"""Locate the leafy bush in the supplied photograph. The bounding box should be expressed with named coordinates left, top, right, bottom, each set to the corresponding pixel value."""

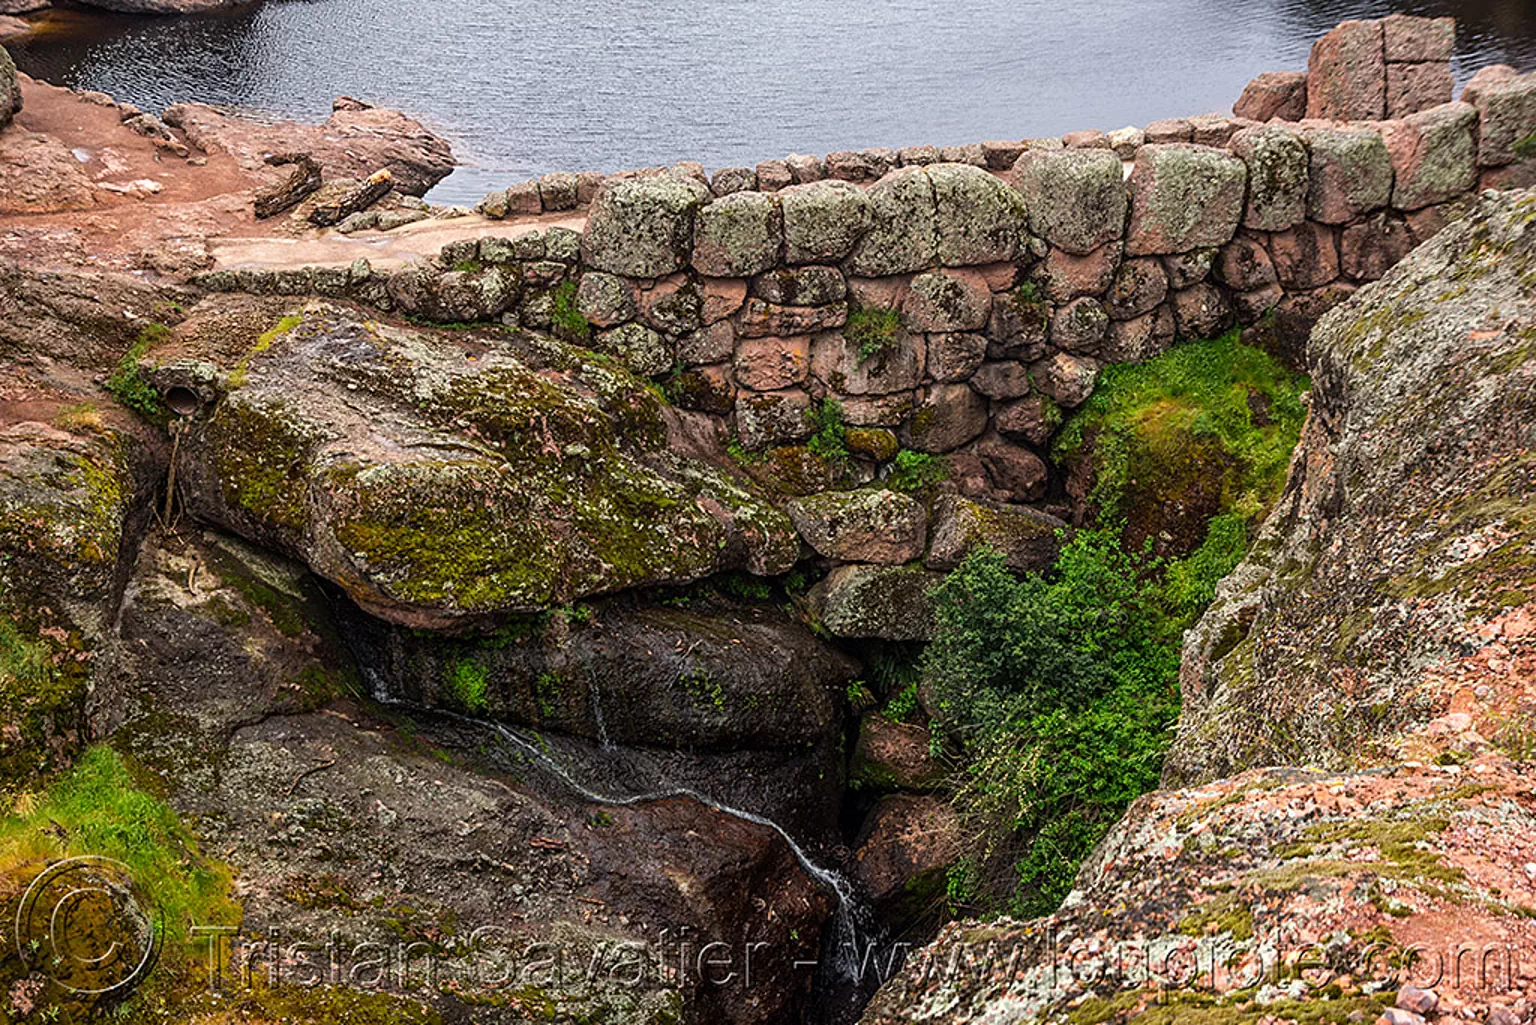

left=806, top=398, right=849, bottom=462
left=106, top=324, right=171, bottom=421
left=446, top=656, right=490, bottom=712
left=925, top=521, right=1247, bottom=917
left=844, top=306, right=902, bottom=365
left=885, top=449, right=947, bottom=492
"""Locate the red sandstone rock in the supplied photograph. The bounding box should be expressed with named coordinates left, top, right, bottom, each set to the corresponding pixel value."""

left=1062, top=129, right=1109, bottom=149
left=1030, top=350, right=1099, bottom=408
left=1039, top=242, right=1122, bottom=301
left=699, top=277, right=748, bottom=324
left=733, top=335, right=810, bottom=391
left=1125, top=144, right=1247, bottom=255
left=1231, top=282, right=1284, bottom=323
left=1341, top=213, right=1414, bottom=281
left=1267, top=221, right=1340, bottom=288
left=1380, top=101, right=1478, bottom=210
left=1382, top=14, right=1454, bottom=62
left=969, top=361, right=1032, bottom=400
left=1305, top=125, right=1394, bottom=223
left=1144, top=118, right=1193, bottom=144
left=736, top=297, right=846, bottom=338
left=925, top=332, right=987, bottom=382
left=678, top=321, right=735, bottom=365
left=994, top=394, right=1059, bottom=445
left=1307, top=19, right=1387, bottom=120
left=898, top=383, right=986, bottom=453
left=1171, top=282, right=1231, bottom=338
left=1103, top=305, right=1175, bottom=363
left=1215, top=234, right=1278, bottom=291
left=1386, top=61, right=1454, bottom=118
left=1461, top=64, right=1536, bottom=167
left=1233, top=71, right=1309, bottom=122
left=1104, top=256, right=1168, bottom=320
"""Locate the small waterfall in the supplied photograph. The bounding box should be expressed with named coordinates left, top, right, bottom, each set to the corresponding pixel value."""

left=387, top=699, right=873, bottom=983
left=587, top=675, right=613, bottom=751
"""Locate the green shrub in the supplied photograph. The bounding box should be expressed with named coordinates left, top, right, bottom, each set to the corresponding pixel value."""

left=106, top=324, right=171, bottom=422
left=550, top=280, right=591, bottom=344
left=844, top=306, right=902, bottom=365
left=886, top=449, right=947, bottom=492
left=446, top=657, right=490, bottom=712
left=925, top=521, right=1245, bottom=917
left=806, top=398, right=848, bottom=462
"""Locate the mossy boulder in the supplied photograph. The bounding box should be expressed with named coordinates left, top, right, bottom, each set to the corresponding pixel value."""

left=924, top=494, right=1064, bottom=573
left=784, top=488, right=927, bottom=564
left=0, top=418, right=155, bottom=787
left=165, top=298, right=797, bottom=628
left=1125, top=144, right=1248, bottom=256
left=809, top=563, right=940, bottom=641
left=1014, top=148, right=1127, bottom=256
left=691, top=190, right=782, bottom=277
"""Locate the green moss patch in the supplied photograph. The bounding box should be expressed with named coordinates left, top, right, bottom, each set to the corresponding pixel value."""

left=1055, top=331, right=1308, bottom=557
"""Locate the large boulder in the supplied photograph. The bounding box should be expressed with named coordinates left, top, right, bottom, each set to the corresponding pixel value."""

left=1014, top=148, right=1126, bottom=255
left=925, top=494, right=1063, bottom=573
left=1125, top=145, right=1247, bottom=255
left=98, top=532, right=834, bottom=1025
left=582, top=174, right=710, bottom=277
left=779, top=179, right=872, bottom=264
left=1381, top=102, right=1478, bottom=210
left=1168, top=187, right=1536, bottom=785
left=928, top=162, right=1028, bottom=266
left=159, top=297, right=798, bottom=628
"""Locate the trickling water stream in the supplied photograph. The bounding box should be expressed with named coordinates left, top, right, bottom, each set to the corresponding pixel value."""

left=382, top=698, right=880, bottom=997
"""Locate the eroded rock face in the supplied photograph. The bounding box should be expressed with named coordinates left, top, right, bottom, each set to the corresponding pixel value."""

left=160, top=297, right=798, bottom=628
left=1168, top=187, right=1536, bottom=786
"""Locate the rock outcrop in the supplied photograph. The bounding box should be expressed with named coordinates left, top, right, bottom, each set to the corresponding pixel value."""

left=0, top=43, right=18, bottom=129
left=861, top=186, right=1536, bottom=1025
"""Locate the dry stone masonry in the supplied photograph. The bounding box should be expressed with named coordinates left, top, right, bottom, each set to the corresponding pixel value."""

left=194, top=15, right=1536, bottom=642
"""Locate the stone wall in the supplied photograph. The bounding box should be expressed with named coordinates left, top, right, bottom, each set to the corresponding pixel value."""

left=195, top=16, right=1536, bottom=631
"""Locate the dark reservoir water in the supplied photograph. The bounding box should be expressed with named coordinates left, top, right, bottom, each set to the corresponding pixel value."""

left=8, top=0, right=1536, bottom=206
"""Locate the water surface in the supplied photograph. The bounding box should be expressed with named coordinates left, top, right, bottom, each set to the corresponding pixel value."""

left=10, top=0, right=1536, bottom=205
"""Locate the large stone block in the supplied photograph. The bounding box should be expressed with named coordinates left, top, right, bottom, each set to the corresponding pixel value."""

left=1381, top=101, right=1478, bottom=211
left=779, top=180, right=872, bottom=264
left=1014, top=148, right=1127, bottom=255
left=734, top=335, right=810, bottom=391
left=1462, top=65, right=1536, bottom=167
left=905, top=269, right=992, bottom=332
left=1341, top=213, right=1414, bottom=281
left=810, top=329, right=925, bottom=396
left=751, top=266, right=847, bottom=306
left=994, top=393, right=1061, bottom=446
left=902, top=383, right=987, bottom=453
left=1215, top=234, right=1277, bottom=292
left=1170, top=283, right=1232, bottom=339
left=1039, top=243, right=1122, bottom=301
left=1304, top=126, right=1394, bottom=224
left=929, top=162, right=1028, bottom=266
left=1386, top=61, right=1454, bottom=118
left=1232, top=71, right=1307, bottom=122
left=581, top=174, right=709, bottom=277
left=925, top=495, right=1064, bottom=573
left=785, top=489, right=927, bottom=564
left=1382, top=14, right=1454, bottom=62
left=1050, top=297, right=1110, bottom=354
left=734, top=388, right=813, bottom=449
left=575, top=271, right=637, bottom=327
left=1104, top=256, right=1168, bottom=320
left=847, top=167, right=938, bottom=276
left=926, top=332, right=987, bottom=382
left=1266, top=222, right=1340, bottom=289
left=1229, top=124, right=1309, bottom=232
left=691, top=191, right=783, bottom=277
left=1125, top=145, right=1248, bottom=255
left=1030, top=351, right=1099, bottom=408
left=1306, top=18, right=1386, bottom=121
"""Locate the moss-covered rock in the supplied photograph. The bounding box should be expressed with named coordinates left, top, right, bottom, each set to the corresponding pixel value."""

left=809, top=563, right=940, bottom=641
left=165, top=299, right=796, bottom=628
